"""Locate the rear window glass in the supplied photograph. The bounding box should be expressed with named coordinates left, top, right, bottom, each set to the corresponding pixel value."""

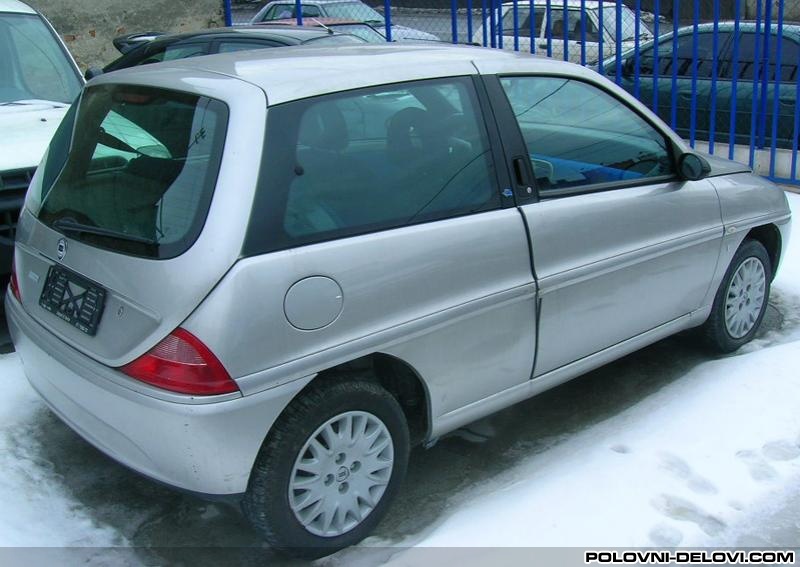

left=36, top=85, right=228, bottom=259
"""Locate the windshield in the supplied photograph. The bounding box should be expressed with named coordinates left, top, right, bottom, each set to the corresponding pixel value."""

left=599, top=6, right=651, bottom=42
left=0, top=13, right=82, bottom=104
left=34, top=85, right=228, bottom=259
left=324, top=2, right=385, bottom=25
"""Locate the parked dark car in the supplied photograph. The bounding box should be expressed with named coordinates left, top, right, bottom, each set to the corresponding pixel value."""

left=604, top=22, right=800, bottom=149
left=87, top=25, right=366, bottom=78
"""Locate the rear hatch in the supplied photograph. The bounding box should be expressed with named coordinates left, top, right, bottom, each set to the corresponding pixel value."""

left=13, top=76, right=266, bottom=368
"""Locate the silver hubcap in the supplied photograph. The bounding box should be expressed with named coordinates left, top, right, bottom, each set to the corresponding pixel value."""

left=288, top=411, right=394, bottom=538
left=724, top=257, right=767, bottom=339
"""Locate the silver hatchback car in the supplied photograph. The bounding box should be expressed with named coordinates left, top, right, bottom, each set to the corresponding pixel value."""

left=5, top=44, right=791, bottom=556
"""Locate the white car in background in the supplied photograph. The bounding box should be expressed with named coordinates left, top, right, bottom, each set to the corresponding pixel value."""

left=0, top=0, right=83, bottom=278
left=250, top=0, right=440, bottom=41
left=476, top=0, right=653, bottom=64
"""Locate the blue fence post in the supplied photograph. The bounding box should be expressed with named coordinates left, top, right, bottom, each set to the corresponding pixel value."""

left=545, top=0, right=552, bottom=58
left=497, top=0, right=504, bottom=49
left=669, top=0, right=679, bottom=130
left=769, top=0, right=785, bottom=179
left=562, top=0, right=568, bottom=61
left=759, top=0, right=773, bottom=149
left=689, top=0, right=699, bottom=148
left=748, top=0, right=763, bottom=168
left=793, top=32, right=800, bottom=182
left=513, top=0, right=520, bottom=51
left=383, top=0, right=392, bottom=41
left=295, top=0, right=303, bottom=25
left=729, top=0, right=741, bottom=160
left=223, top=0, right=233, bottom=26
left=482, top=0, right=488, bottom=46
left=467, top=0, right=474, bottom=44
left=614, top=0, right=622, bottom=84
left=597, top=0, right=603, bottom=71
left=530, top=0, right=535, bottom=53
left=489, top=0, right=496, bottom=47
left=579, top=0, right=586, bottom=65
left=452, top=0, right=459, bottom=44
left=709, top=0, right=720, bottom=155
left=652, top=0, right=659, bottom=113
left=633, top=0, right=640, bottom=99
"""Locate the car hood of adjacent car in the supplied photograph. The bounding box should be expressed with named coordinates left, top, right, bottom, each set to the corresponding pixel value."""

left=0, top=101, right=69, bottom=174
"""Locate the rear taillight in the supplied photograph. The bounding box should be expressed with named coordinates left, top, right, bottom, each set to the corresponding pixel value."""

left=121, top=328, right=239, bottom=396
left=9, top=254, right=21, bottom=303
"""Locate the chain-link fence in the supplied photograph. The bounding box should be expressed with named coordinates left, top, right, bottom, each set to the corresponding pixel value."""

left=224, top=0, right=800, bottom=184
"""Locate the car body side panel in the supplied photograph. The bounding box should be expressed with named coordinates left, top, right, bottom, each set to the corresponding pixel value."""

left=182, top=209, right=537, bottom=418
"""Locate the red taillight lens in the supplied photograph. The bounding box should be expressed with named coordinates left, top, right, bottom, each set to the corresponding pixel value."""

left=121, top=328, right=239, bottom=396
left=9, top=254, right=21, bottom=303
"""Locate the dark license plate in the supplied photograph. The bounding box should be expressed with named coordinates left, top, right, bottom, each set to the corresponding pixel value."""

left=39, top=266, right=106, bottom=336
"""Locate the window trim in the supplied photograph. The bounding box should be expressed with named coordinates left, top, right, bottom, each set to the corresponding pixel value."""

left=488, top=72, right=682, bottom=201
left=242, top=75, right=508, bottom=258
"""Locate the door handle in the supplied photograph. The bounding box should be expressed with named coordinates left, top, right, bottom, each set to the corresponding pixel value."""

left=779, top=98, right=794, bottom=107
left=512, top=156, right=534, bottom=197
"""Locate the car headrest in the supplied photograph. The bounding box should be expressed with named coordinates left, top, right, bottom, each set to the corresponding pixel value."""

left=298, top=102, right=349, bottom=153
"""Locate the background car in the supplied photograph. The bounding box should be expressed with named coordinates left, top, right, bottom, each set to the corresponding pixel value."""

left=476, top=0, right=653, bottom=64
left=605, top=22, right=800, bottom=149
left=89, top=25, right=367, bottom=78
left=0, top=0, right=83, bottom=280
left=250, top=0, right=439, bottom=41
left=257, top=17, right=389, bottom=44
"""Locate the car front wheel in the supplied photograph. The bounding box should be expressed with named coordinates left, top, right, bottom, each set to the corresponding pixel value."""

left=701, top=239, right=772, bottom=353
left=242, top=377, right=410, bottom=558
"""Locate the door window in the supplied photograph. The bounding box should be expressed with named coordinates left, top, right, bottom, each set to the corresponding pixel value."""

left=501, top=7, right=544, bottom=38
left=640, top=32, right=730, bottom=78
left=548, top=9, right=594, bottom=42
left=500, top=76, right=675, bottom=195
left=253, top=78, right=500, bottom=251
left=138, top=43, right=209, bottom=66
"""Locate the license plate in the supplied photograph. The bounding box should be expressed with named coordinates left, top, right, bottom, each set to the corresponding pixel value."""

left=39, top=266, right=106, bottom=336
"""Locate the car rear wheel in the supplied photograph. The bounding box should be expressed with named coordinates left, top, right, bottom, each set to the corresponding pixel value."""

left=242, top=377, right=409, bottom=559
left=701, top=239, right=772, bottom=353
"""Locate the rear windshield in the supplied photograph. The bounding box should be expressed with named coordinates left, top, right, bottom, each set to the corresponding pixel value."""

left=35, top=84, right=228, bottom=259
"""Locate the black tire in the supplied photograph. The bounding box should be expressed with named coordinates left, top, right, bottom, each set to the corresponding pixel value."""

left=242, top=377, right=409, bottom=559
left=701, top=239, right=772, bottom=353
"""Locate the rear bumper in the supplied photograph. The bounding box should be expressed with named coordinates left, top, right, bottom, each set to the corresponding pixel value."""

left=5, top=293, right=311, bottom=495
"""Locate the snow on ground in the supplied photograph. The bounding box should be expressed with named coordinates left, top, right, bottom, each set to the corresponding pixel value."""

left=371, top=193, right=800, bottom=555
left=0, top=354, right=123, bottom=547
left=0, top=194, right=798, bottom=556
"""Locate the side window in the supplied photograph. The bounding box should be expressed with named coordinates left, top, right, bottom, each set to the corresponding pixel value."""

left=500, top=76, right=675, bottom=195
left=264, top=3, right=321, bottom=19
left=770, top=37, right=799, bottom=82
left=548, top=9, right=590, bottom=41
left=502, top=8, right=544, bottom=38
left=260, top=78, right=500, bottom=249
left=640, top=32, right=730, bottom=78
left=736, top=32, right=761, bottom=80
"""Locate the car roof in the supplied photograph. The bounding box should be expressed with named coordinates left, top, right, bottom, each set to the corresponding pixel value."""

left=94, top=43, right=597, bottom=106
left=0, top=0, right=36, bottom=14
left=258, top=18, right=366, bottom=26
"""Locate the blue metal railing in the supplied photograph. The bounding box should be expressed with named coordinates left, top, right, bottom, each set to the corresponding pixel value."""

left=223, top=0, right=800, bottom=185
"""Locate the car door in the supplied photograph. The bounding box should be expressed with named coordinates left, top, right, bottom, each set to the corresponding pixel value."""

left=485, top=74, right=724, bottom=375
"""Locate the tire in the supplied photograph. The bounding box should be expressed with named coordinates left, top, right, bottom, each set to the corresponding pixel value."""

left=242, top=377, right=410, bottom=559
left=701, top=239, right=772, bottom=353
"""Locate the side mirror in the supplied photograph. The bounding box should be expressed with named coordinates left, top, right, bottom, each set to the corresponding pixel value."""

left=84, top=67, right=103, bottom=81
left=621, top=57, right=635, bottom=77
left=678, top=152, right=711, bottom=181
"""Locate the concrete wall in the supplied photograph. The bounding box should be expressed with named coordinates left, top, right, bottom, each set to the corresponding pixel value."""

left=26, top=0, right=225, bottom=70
